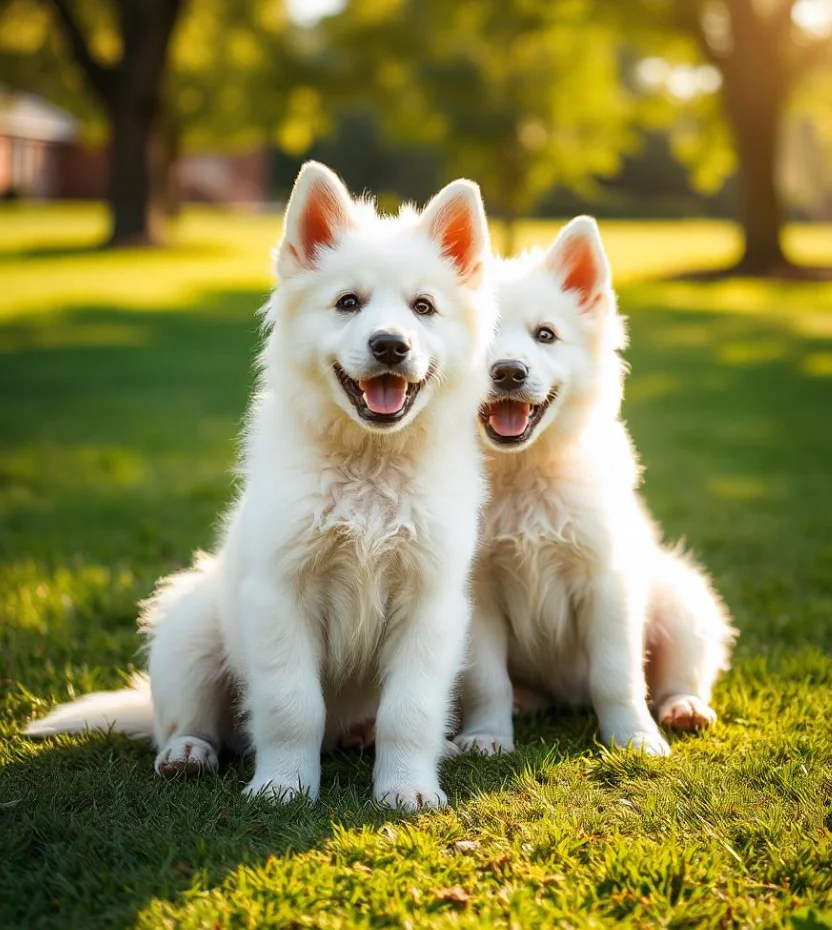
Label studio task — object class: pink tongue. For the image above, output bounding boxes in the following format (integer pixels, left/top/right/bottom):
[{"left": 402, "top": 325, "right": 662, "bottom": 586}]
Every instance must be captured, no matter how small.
[
  {"left": 488, "top": 400, "right": 531, "bottom": 437},
  {"left": 360, "top": 374, "right": 408, "bottom": 415}
]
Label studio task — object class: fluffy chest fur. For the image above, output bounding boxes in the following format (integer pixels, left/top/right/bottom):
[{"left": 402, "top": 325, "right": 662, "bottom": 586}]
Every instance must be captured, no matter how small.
[
  {"left": 311, "top": 452, "right": 423, "bottom": 555},
  {"left": 279, "top": 444, "right": 438, "bottom": 685},
  {"left": 481, "top": 460, "right": 596, "bottom": 650},
  {"left": 476, "top": 430, "right": 640, "bottom": 698}
]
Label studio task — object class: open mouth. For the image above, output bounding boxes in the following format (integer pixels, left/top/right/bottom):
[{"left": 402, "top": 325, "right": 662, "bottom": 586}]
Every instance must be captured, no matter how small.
[
  {"left": 334, "top": 365, "right": 424, "bottom": 425},
  {"left": 479, "top": 388, "right": 558, "bottom": 446}
]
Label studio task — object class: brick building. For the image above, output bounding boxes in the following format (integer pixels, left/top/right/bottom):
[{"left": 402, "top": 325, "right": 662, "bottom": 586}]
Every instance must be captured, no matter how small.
[{"left": 0, "top": 90, "right": 270, "bottom": 205}]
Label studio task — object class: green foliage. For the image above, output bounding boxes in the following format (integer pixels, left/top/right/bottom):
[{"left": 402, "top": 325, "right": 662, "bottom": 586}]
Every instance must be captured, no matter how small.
[
  {"left": 166, "top": 0, "right": 325, "bottom": 155},
  {"left": 3, "top": 0, "right": 831, "bottom": 243},
  {"left": 0, "top": 0, "right": 323, "bottom": 155},
  {"left": 0, "top": 0, "right": 108, "bottom": 142},
  {"left": 325, "top": 0, "right": 639, "bottom": 235},
  {"left": 618, "top": 0, "right": 832, "bottom": 196},
  {"left": 632, "top": 38, "right": 737, "bottom": 196},
  {"left": 788, "top": 63, "right": 832, "bottom": 212},
  {"left": 2, "top": 205, "right": 832, "bottom": 927}
]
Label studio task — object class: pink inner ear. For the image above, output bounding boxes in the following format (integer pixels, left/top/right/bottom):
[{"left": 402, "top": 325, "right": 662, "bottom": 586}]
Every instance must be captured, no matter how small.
[
  {"left": 299, "top": 181, "right": 346, "bottom": 265},
  {"left": 434, "top": 197, "right": 477, "bottom": 276},
  {"left": 561, "top": 237, "right": 600, "bottom": 305}
]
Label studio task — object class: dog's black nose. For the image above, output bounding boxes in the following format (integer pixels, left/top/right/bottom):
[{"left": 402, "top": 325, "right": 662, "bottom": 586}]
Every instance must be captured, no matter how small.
[
  {"left": 491, "top": 359, "right": 528, "bottom": 388},
  {"left": 369, "top": 331, "right": 411, "bottom": 366}
]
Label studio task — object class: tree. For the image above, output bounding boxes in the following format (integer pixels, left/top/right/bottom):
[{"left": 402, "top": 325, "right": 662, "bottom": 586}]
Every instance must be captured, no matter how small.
[
  {"left": 0, "top": 0, "right": 109, "bottom": 148},
  {"left": 48, "top": 0, "right": 183, "bottom": 246},
  {"left": 0, "top": 0, "right": 183, "bottom": 245},
  {"left": 630, "top": 0, "right": 832, "bottom": 275},
  {"left": 0, "top": 0, "right": 316, "bottom": 245},
  {"left": 157, "top": 0, "right": 309, "bottom": 218},
  {"left": 325, "top": 0, "right": 638, "bottom": 252}
]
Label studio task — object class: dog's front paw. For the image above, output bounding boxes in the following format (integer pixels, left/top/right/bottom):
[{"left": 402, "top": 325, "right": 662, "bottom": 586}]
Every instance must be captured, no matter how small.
[
  {"left": 155, "top": 735, "right": 218, "bottom": 778},
  {"left": 658, "top": 695, "right": 717, "bottom": 731},
  {"left": 454, "top": 732, "right": 515, "bottom": 756},
  {"left": 610, "top": 728, "right": 671, "bottom": 757},
  {"left": 374, "top": 784, "right": 448, "bottom": 811},
  {"left": 243, "top": 773, "right": 317, "bottom": 804}
]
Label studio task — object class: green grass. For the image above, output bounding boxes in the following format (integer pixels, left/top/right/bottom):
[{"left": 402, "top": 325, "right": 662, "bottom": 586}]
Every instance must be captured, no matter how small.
[{"left": 1, "top": 203, "right": 831, "bottom": 929}]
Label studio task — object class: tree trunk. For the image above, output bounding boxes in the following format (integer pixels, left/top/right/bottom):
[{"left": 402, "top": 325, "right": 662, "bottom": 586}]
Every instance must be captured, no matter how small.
[
  {"left": 107, "top": 103, "right": 160, "bottom": 247},
  {"left": 723, "top": 76, "right": 788, "bottom": 274},
  {"left": 676, "top": 0, "right": 832, "bottom": 277},
  {"left": 48, "top": 0, "right": 183, "bottom": 248},
  {"left": 710, "top": 0, "right": 794, "bottom": 275},
  {"left": 149, "top": 121, "right": 182, "bottom": 226}
]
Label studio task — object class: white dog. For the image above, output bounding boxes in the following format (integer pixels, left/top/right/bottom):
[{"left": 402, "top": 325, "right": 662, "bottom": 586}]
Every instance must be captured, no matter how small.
[
  {"left": 27, "top": 161, "right": 496, "bottom": 810},
  {"left": 455, "top": 217, "right": 735, "bottom": 757}
]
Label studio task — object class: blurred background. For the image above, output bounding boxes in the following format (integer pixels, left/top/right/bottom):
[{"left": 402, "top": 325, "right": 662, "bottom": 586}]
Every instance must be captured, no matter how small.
[
  {"left": 0, "top": 0, "right": 831, "bottom": 274},
  {"left": 1, "top": 0, "right": 831, "bottom": 673}
]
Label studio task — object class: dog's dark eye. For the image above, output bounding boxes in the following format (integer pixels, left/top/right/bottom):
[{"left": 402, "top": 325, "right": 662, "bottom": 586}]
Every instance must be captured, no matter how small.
[
  {"left": 412, "top": 296, "right": 436, "bottom": 316},
  {"left": 336, "top": 293, "right": 361, "bottom": 312},
  {"left": 536, "top": 326, "right": 557, "bottom": 344}
]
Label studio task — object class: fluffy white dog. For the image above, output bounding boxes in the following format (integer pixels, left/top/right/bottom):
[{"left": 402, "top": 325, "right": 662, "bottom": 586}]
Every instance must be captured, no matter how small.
[
  {"left": 455, "top": 217, "right": 735, "bottom": 757},
  {"left": 27, "top": 161, "right": 497, "bottom": 810}
]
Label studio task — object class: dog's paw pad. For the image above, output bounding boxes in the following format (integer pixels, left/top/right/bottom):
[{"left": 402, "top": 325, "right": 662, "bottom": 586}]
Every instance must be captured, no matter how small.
[
  {"left": 659, "top": 695, "right": 717, "bottom": 731},
  {"left": 155, "top": 735, "right": 218, "bottom": 778},
  {"left": 375, "top": 785, "right": 448, "bottom": 811},
  {"left": 453, "top": 733, "right": 514, "bottom": 756}
]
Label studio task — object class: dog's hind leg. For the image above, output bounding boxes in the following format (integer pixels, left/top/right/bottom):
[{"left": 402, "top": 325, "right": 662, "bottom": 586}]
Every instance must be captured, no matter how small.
[
  {"left": 143, "top": 556, "right": 228, "bottom": 777},
  {"left": 646, "top": 548, "right": 736, "bottom": 731}
]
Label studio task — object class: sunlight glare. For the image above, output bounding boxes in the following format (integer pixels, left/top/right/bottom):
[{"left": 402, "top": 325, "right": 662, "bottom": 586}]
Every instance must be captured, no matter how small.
[
  {"left": 288, "top": 0, "right": 346, "bottom": 26},
  {"left": 792, "top": 0, "right": 832, "bottom": 38}
]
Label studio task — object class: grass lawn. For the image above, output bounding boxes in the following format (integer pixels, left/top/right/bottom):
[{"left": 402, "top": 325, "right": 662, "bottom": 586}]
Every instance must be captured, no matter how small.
[{"left": 1, "top": 202, "right": 831, "bottom": 929}]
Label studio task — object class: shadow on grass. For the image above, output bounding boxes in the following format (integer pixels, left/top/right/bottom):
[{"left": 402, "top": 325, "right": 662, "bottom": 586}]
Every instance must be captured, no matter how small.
[
  {"left": 1, "top": 736, "right": 364, "bottom": 927},
  {"left": 2, "top": 280, "right": 832, "bottom": 926},
  {"left": 2, "top": 722, "right": 588, "bottom": 929}
]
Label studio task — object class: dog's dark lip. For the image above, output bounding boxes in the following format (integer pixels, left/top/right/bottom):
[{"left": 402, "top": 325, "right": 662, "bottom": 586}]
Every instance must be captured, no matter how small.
[
  {"left": 479, "top": 387, "right": 559, "bottom": 446},
  {"left": 334, "top": 364, "right": 426, "bottom": 425}
]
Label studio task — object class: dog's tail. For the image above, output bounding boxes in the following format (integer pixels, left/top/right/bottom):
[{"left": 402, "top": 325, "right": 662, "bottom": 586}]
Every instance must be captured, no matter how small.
[
  {"left": 25, "top": 673, "right": 154, "bottom": 740},
  {"left": 646, "top": 544, "right": 737, "bottom": 707}
]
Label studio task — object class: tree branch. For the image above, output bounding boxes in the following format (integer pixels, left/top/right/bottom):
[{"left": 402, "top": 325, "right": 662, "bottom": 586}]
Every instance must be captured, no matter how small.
[{"left": 47, "top": 0, "right": 113, "bottom": 101}]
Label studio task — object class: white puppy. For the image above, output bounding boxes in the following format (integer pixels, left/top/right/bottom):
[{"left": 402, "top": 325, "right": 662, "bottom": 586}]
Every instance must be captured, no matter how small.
[
  {"left": 455, "top": 217, "right": 735, "bottom": 757},
  {"left": 27, "top": 162, "right": 496, "bottom": 810}
]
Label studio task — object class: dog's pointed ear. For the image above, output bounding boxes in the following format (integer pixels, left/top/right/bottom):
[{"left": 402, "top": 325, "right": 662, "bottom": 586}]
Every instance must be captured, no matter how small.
[
  {"left": 276, "top": 161, "right": 354, "bottom": 280},
  {"left": 420, "top": 179, "right": 489, "bottom": 284},
  {"left": 544, "top": 216, "right": 611, "bottom": 313}
]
